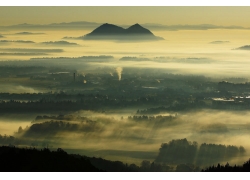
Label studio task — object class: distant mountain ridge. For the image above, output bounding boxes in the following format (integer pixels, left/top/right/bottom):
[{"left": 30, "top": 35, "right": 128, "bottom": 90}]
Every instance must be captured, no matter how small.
[
  {"left": 81, "top": 23, "right": 164, "bottom": 41},
  {"left": 1, "top": 21, "right": 249, "bottom": 31}
]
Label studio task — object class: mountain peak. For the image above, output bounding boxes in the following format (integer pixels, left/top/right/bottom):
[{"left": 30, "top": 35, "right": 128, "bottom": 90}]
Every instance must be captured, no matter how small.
[
  {"left": 83, "top": 23, "right": 164, "bottom": 41},
  {"left": 126, "top": 23, "right": 153, "bottom": 35},
  {"left": 132, "top": 23, "right": 141, "bottom": 26},
  {"left": 89, "top": 23, "right": 125, "bottom": 35}
]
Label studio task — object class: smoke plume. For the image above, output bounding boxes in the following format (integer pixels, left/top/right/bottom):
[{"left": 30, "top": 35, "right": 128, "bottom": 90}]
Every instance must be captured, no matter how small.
[{"left": 116, "top": 67, "right": 123, "bottom": 81}]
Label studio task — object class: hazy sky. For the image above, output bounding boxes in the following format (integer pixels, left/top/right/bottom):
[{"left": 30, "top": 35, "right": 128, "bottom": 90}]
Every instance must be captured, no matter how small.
[{"left": 1, "top": 6, "right": 250, "bottom": 27}]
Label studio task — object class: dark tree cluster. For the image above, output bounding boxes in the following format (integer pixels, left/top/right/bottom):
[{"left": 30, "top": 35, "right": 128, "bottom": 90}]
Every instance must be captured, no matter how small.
[
  {"left": 21, "top": 120, "right": 100, "bottom": 138},
  {"left": 196, "top": 143, "right": 245, "bottom": 165},
  {"left": 155, "top": 138, "right": 198, "bottom": 164},
  {"left": 155, "top": 139, "right": 245, "bottom": 166}
]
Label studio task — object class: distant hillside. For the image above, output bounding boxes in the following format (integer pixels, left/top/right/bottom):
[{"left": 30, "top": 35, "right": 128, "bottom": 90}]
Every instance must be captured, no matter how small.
[
  {"left": 81, "top": 23, "right": 164, "bottom": 41},
  {"left": 234, "top": 45, "right": 250, "bottom": 50}
]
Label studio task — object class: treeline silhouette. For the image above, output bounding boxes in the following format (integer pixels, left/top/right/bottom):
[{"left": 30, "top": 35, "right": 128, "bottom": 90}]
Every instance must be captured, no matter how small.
[
  {"left": 155, "top": 139, "right": 245, "bottom": 166},
  {"left": 34, "top": 114, "right": 90, "bottom": 122},
  {"left": 128, "top": 115, "right": 175, "bottom": 122},
  {"left": 32, "top": 114, "right": 162, "bottom": 131},
  {"left": 202, "top": 160, "right": 250, "bottom": 172}
]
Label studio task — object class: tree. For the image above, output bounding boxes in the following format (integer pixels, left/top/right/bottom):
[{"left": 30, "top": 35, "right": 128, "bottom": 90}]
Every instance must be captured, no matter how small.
[
  {"left": 140, "top": 160, "right": 151, "bottom": 171},
  {"left": 18, "top": 126, "right": 23, "bottom": 133}
]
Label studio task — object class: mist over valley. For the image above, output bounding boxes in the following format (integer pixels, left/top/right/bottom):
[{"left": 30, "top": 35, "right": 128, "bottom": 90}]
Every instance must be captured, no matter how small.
[{"left": 1, "top": 15, "right": 250, "bottom": 172}]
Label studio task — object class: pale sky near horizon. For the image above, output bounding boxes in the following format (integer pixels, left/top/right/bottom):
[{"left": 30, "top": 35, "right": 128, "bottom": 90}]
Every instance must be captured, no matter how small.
[{"left": 0, "top": 6, "right": 250, "bottom": 27}]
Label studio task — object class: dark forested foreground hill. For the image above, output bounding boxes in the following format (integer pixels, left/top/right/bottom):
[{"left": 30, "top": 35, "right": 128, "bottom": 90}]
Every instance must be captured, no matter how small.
[
  {"left": 1, "top": 145, "right": 250, "bottom": 172},
  {"left": 0, "top": 146, "right": 101, "bottom": 172}
]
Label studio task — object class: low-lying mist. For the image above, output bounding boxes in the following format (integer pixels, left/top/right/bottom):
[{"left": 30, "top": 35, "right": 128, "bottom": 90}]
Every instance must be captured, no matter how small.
[
  {"left": 0, "top": 84, "right": 41, "bottom": 93},
  {"left": 2, "top": 109, "right": 250, "bottom": 166}
]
